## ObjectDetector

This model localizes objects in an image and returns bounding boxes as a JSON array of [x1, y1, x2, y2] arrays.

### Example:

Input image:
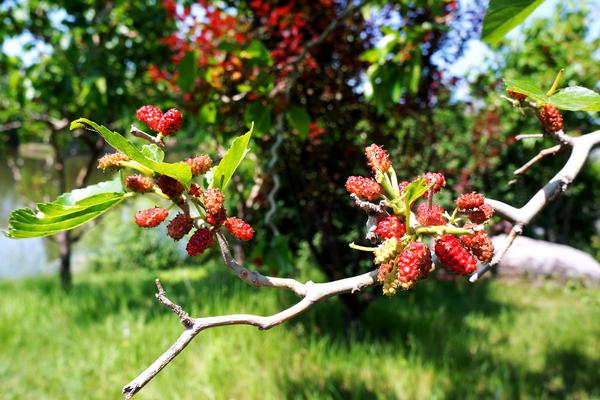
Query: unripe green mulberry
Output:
[[374, 237, 400, 264]]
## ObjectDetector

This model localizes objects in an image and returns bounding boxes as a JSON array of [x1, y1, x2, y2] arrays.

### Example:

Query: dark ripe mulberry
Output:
[[468, 204, 494, 224], [206, 208, 227, 227], [125, 175, 153, 193], [183, 155, 212, 175], [434, 234, 477, 275], [156, 174, 184, 199], [375, 215, 406, 239], [460, 231, 494, 263], [224, 217, 255, 241], [345, 176, 381, 201], [456, 192, 485, 210], [188, 183, 202, 197], [186, 228, 213, 256], [158, 108, 183, 136], [538, 104, 563, 133], [167, 213, 194, 241], [202, 188, 224, 214], [365, 144, 391, 173], [134, 207, 168, 228], [416, 202, 445, 226], [136, 105, 163, 131]]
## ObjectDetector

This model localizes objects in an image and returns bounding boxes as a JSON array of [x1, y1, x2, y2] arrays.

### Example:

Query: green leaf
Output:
[[210, 124, 253, 191], [177, 50, 198, 92], [240, 39, 272, 66], [244, 102, 271, 134], [141, 144, 165, 163], [503, 78, 549, 103], [550, 86, 600, 112], [481, 0, 545, 45], [4, 178, 128, 239], [286, 106, 311, 140], [402, 178, 430, 210], [71, 118, 191, 184]]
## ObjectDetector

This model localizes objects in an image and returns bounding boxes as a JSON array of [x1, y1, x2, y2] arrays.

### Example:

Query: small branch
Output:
[[513, 144, 561, 177], [472, 129, 600, 281], [130, 125, 164, 148], [155, 279, 194, 329], [469, 223, 522, 282], [514, 133, 544, 141], [350, 193, 387, 214]]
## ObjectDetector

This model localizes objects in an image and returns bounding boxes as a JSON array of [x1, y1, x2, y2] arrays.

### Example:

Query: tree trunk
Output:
[[57, 231, 72, 289]]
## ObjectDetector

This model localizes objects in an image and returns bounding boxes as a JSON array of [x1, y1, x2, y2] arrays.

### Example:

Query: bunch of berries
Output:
[[99, 106, 255, 258], [346, 144, 495, 295]]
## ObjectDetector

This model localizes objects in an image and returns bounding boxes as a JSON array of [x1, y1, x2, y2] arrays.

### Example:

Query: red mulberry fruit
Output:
[[434, 234, 477, 275], [507, 90, 527, 101], [136, 105, 163, 131], [422, 172, 446, 193], [125, 175, 153, 193], [186, 228, 213, 256], [468, 204, 494, 224], [460, 231, 494, 263], [375, 215, 406, 239], [396, 241, 432, 284], [134, 207, 168, 228], [202, 188, 224, 214], [158, 108, 183, 136], [456, 192, 485, 210], [183, 155, 212, 175], [188, 183, 202, 197], [98, 152, 128, 171], [416, 203, 445, 226], [206, 208, 227, 227], [156, 174, 184, 199], [365, 144, 391, 173], [224, 217, 255, 241], [345, 176, 381, 201], [538, 104, 563, 133], [167, 213, 194, 241]]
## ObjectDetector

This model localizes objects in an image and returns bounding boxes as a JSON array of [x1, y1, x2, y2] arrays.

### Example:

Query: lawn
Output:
[[1, 263, 599, 399]]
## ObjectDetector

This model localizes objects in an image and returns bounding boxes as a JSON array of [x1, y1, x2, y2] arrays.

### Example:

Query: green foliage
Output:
[[5, 177, 126, 239], [481, 0, 546, 45], [505, 78, 600, 111], [1, 267, 599, 398], [210, 124, 254, 191], [286, 106, 311, 140], [70, 118, 192, 184]]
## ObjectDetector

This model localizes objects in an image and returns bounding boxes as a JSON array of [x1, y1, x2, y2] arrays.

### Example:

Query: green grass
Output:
[[1, 264, 599, 400]]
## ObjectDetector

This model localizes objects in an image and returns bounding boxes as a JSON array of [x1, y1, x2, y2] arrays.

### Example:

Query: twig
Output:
[[471, 130, 600, 281], [350, 193, 387, 214], [122, 237, 379, 398], [130, 124, 165, 148], [513, 144, 561, 177], [155, 279, 194, 329], [514, 133, 544, 141]]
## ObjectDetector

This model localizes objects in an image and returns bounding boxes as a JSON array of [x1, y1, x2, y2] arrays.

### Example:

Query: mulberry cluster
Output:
[[136, 105, 163, 131], [347, 143, 495, 294]]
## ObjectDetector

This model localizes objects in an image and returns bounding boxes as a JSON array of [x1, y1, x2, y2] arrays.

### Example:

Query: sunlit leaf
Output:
[[402, 178, 430, 210], [481, 0, 545, 45], [141, 144, 165, 163], [503, 78, 549, 102], [550, 86, 600, 112], [70, 118, 191, 184], [210, 124, 253, 191]]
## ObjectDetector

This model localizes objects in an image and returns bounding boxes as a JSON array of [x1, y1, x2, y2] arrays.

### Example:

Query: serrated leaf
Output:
[[141, 144, 165, 163], [503, 78, 549, 103], [481, 0, 545, 45], [550, 86, 600, 112], [286, 106, 311, 140], [402, 178, 430, 210], [71, 118, 191, 184], [4, 178, 128, 239], [210, 124, 253, 191]]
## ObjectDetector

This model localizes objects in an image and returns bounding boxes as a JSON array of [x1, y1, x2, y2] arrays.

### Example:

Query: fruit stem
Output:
[[546, 68, 564, 97], [349, 242, 377, 252], [415, 225, 473, 236], [120, 160, 154, 176]]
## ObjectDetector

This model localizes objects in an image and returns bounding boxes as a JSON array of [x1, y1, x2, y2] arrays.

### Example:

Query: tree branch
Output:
[[471, 130, 600, 281], [122, 232, 379, 398], [512, 144, 562, 178]]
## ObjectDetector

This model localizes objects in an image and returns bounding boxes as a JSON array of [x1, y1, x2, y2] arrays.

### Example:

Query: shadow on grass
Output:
[[282, 373, 380, 400]]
